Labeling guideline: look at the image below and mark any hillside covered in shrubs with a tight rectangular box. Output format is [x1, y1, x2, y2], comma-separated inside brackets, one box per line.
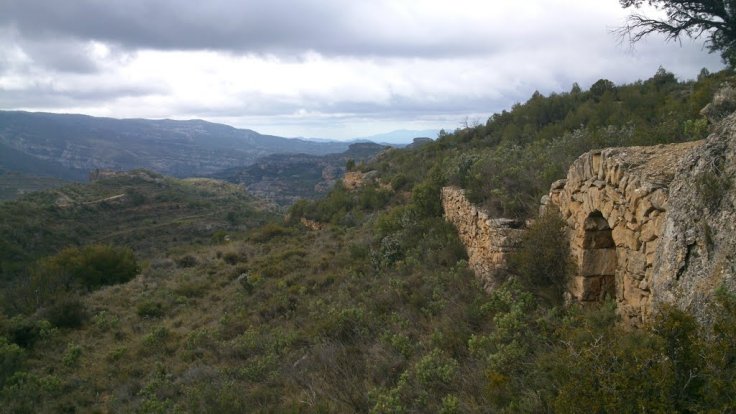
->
[1, 69, 736, 413]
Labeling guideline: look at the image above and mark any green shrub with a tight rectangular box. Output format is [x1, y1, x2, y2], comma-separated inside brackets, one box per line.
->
[41, 244, 139, 290]
[136, 301, 165, 318]
[248, 223, 291, 243]
[222, 252, 241, 265]
[411, 182, 443, 218]
[210, 230, 228, 244]
[92, 311, 120, 332]
[321, 307, 370, 343]
[177, 255, 198, 268]
[0, 336, 24, 387]
[506, 209, 571, 304]
[41, 296, 88, 329]
[346, 159, 356, 171]
[142, 326, 170, 348]
[237, 272, 261, 294]
[390, 174, 410, 191]
[105, 346, 127, 362]
[62, 343, 82, 367]
[0, 372, 63, 413]
[683, 118, 709, 140]
[173, 280, 208, 298]
[1, 317, 56, 349]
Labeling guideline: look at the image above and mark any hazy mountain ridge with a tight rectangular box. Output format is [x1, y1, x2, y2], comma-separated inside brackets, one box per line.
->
[0, 169, 69, 200]
[0, 111, 352, 180]
[354, 129, 438, 145]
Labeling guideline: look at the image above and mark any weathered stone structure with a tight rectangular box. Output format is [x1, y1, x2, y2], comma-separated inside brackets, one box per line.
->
[543, 141, 703, 324]
[544, 110, 736, 325]
[443, 98, 736, 326]
[441, 186, 525, 292]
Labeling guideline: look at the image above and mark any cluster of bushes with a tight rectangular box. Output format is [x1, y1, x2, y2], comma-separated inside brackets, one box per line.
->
[289, 181, 392, 225]
[256, 68, 736, 413]
[360, 68, 733, 219]
[4, 244, 139, 324]
[466, 283, 736, 413]
[0, 173, 273, 286]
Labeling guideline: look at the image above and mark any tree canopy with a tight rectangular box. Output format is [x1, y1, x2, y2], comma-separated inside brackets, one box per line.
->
[619, 0, 736, 66]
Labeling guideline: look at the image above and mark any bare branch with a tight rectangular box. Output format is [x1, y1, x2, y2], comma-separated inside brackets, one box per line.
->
[617, 0, 736, 65]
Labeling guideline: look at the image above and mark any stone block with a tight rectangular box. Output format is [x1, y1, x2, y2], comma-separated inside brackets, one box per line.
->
[579, 276, 602, 301]
[623, 275, 643, 303]
[571, 276, 585, 300]
[649, 189, 667, 211]
[583, 230, 615, 249]
[640, 221, 657, 242]
[636, 199, 653, 221]
[577, 275, 615, 301]
[626, 251, 647, 278]
[592, 153, 602, 177]
[581, 249, 617, 276]
[550, 179, 567, 190]
[612, 225, 640, 250]
[645, 245, 657, 267]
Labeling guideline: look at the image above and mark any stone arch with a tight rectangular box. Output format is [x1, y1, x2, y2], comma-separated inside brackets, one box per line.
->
[543, 145, 697, 325]
[578, 210, 616, 302]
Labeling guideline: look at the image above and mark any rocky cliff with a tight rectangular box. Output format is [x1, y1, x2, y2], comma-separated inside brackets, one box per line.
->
[651, 112, 736, 324]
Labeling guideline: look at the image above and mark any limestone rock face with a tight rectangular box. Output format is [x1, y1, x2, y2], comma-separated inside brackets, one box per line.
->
[546, 111, 736, 325]
[441, 186, 525, 292]
[651, 113, 736, 324]
[701, 84, 736, 124]
[342, 170, 379, 191]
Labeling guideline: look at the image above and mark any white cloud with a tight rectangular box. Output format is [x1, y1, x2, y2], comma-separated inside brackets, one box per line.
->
[0, 0, 725, 139]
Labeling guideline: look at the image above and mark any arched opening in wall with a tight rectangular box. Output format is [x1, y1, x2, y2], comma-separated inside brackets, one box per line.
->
[580, 211, 616, 302]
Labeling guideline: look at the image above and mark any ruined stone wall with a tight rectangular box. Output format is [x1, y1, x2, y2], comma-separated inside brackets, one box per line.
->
[546, 113, 736, 326]
[443, 100, 736, 326]
[441, 186, 525, 292]
[544, 141, 703, 324]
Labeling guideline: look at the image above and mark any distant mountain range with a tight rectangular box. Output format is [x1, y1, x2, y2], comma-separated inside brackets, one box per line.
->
[353, 129, 438, 145]
[0, 111, 352, 180]
[0, 111, 438, 203]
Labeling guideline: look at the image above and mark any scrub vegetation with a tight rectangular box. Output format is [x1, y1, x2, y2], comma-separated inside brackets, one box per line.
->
[1, 69, 736, 413]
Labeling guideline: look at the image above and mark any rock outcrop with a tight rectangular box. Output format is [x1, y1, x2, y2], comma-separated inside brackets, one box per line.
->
[544, 112, 736, 325]
[441, 187, 525, 292]
[651, 114, 736, 325]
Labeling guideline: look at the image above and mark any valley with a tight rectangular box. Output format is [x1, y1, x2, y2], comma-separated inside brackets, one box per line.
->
[2, 69, 736, 412]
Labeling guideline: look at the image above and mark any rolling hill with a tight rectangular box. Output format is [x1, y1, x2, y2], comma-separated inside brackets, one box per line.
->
[0, 111, 352, 180]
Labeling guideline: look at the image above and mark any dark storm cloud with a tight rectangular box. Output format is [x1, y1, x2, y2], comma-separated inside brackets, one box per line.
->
[0, 0, 494, 57]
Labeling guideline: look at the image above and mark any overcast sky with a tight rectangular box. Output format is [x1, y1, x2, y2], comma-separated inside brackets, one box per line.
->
[0, 0, 725, 140]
